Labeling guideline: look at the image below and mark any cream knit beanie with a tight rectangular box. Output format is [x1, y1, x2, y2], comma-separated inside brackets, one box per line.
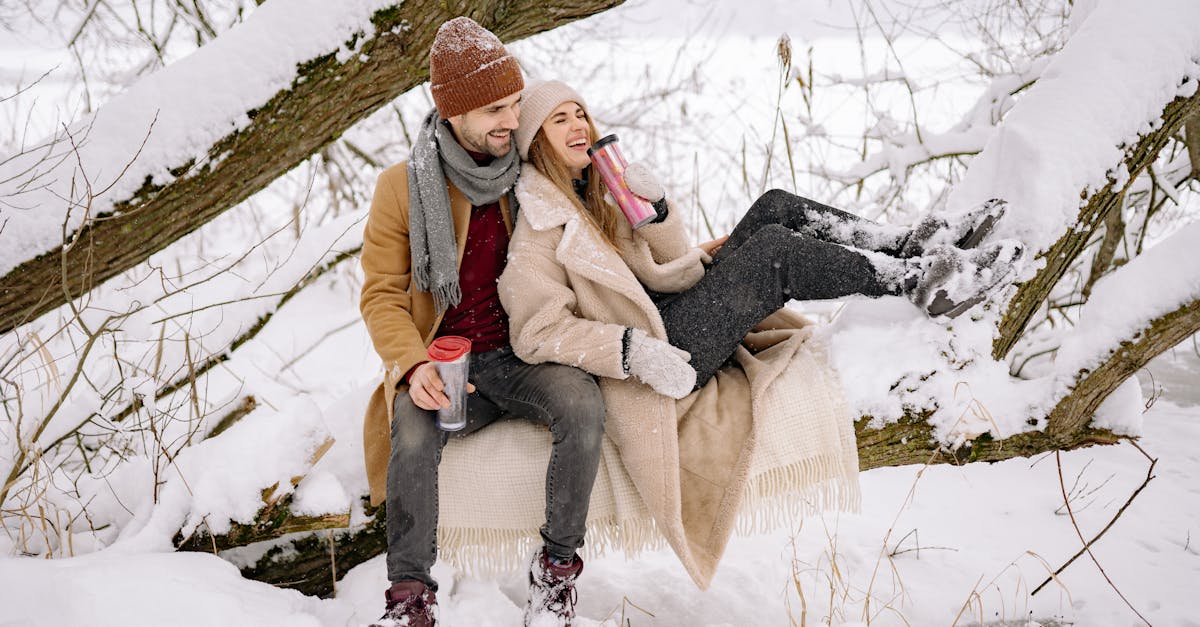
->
[515, 80, 587, 160]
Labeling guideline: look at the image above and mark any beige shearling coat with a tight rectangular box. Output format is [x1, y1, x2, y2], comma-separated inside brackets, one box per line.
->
[359, 161, 513, 505]
[498, 167, 816, 587]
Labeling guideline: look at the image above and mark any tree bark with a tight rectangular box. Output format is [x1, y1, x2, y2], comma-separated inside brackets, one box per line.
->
[217, 416, 1123, 598]
[0, 1, 625, 334]
[993, 88, 1200, 359]
[175, 494, 351, 553]
[1047, 297, 1200, 436]
[235, 510, 388, 598]
[1080, 193, 1126, 301]
[1186, 107, 1200, 180]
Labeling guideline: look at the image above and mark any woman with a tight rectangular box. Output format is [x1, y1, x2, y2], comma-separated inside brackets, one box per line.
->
[501, 80, 1021, 396]
[496, 80, 1021, 588]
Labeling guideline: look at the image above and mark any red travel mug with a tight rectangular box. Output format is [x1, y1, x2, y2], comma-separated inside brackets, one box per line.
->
[587, 134, 658, 229]
[426, 336, 471, 431]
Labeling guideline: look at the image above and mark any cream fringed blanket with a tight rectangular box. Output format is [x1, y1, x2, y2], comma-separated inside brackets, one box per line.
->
[432, 331, 861, 585]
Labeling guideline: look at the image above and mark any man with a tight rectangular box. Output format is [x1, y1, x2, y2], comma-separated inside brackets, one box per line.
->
[359, 16, 606, 627]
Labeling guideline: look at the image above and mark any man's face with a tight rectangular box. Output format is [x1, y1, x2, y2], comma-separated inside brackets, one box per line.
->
[448, 92, 522, 157]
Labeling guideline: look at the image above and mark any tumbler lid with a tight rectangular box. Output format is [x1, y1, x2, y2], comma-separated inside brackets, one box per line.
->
[586, 133, 619, 157]
[428, 336, 472, 361]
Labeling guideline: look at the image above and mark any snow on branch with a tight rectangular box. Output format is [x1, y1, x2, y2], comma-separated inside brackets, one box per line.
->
[819, 59, 1047, 187]
[97, 407, 336, 552]
[0, 0, 394, 278]
[918, 0, 1200, 359]
[0, 0, 625, 335]
[1047, 294, 1199, 437]
[946, 0, 1200, 257]
[0, 208, 364, 527]
[824, 0, 1200, 451]
[1057, 220, 1200, 377]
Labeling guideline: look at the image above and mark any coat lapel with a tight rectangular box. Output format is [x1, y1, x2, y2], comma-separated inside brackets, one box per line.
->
[500, 194, 514, 234]
[448, 183, 473, 267]
[516, 169, 658, 316]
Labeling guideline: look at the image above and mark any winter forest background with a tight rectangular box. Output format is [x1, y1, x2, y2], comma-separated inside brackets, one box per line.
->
[1, 0, 1199, 625]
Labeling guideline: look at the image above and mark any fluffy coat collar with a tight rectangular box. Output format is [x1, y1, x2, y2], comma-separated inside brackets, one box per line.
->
[515, 166, 709, 296]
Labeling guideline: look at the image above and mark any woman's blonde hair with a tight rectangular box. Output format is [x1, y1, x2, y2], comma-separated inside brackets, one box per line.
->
[526, 108, 624, 247]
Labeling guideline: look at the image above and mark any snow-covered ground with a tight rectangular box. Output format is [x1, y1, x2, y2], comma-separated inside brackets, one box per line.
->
[3, 350, 1196, 626]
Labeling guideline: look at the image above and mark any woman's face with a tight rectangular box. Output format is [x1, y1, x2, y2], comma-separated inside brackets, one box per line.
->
[539, 101, 592, 179]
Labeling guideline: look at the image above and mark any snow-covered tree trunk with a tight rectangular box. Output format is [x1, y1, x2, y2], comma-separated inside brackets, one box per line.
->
[1047, 298, 1199, 436]
[0, 0, 623, 334]
[1043, 215, 1200, 436]
[993, 90, 1200, 359]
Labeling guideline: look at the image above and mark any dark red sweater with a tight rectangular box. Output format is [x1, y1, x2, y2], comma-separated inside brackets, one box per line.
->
[433, 150, 511, 353]
[435, 199, 510, 352]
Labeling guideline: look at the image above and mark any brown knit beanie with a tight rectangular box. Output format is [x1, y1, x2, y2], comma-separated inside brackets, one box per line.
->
[429, 17, 524, 119]
[515, 80, 588, 160]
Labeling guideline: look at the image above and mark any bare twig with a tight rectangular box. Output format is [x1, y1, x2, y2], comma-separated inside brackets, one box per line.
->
[1035, 449, 1154, 626]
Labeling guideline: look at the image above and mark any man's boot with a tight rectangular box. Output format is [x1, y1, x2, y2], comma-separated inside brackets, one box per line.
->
[524, 548, 583, 627]
[371, 580, 438, 627]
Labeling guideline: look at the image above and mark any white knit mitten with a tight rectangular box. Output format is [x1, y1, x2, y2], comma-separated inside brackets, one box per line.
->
[626, 329, 695, 399]
[622, 162, 665, 202]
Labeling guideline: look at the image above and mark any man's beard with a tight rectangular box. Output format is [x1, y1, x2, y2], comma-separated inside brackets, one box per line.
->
[460, 124, 512, 158]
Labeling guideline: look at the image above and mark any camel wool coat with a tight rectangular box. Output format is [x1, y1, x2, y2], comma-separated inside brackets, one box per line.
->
[498, 167, 820, 587]
[359, 161, 513, 505]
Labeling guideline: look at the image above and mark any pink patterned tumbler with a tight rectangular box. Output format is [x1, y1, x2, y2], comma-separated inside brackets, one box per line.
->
[587, 134, 658, 229]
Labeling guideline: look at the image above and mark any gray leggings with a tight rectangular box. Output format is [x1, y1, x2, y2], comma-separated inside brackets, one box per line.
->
[659, 189, 903, 387]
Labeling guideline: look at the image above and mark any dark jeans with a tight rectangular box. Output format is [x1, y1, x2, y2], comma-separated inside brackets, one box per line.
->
[386, 346, 606, 589]
[660, 189, 901, 386]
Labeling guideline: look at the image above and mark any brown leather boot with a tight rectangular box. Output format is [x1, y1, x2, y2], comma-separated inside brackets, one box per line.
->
[524, 548, 583, 626]
[371, 580, 438, 627]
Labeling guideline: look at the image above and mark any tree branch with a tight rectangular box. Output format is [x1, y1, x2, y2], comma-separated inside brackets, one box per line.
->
[1047, 297, 1200, 436]
[994, 88, 1200, 359]
[0, 0, 625, 334]
[1080, 192, 1126, 301]
[1185, 107, 1200, 180]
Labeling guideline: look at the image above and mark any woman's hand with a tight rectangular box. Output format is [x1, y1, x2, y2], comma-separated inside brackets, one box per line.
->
[626, 329, 696, 399]
[623, 163, 665, 202]
[698, 235, 729, 257]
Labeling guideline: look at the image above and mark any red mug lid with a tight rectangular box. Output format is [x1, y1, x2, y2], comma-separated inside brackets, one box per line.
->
[427, 336, 472, 361]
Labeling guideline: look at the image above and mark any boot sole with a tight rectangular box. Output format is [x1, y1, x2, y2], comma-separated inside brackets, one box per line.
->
[928, 246, 1023, 319]
[954, 199, 1007, 250]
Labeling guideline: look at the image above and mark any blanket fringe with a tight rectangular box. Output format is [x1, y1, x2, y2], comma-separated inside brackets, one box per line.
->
[436, 456, 859, 578]
[437, 513, 666, 578]
[737, 456, 862, 536]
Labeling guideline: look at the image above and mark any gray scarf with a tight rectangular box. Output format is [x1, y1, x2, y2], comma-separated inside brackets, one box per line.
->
[408, 108, 520, 314]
